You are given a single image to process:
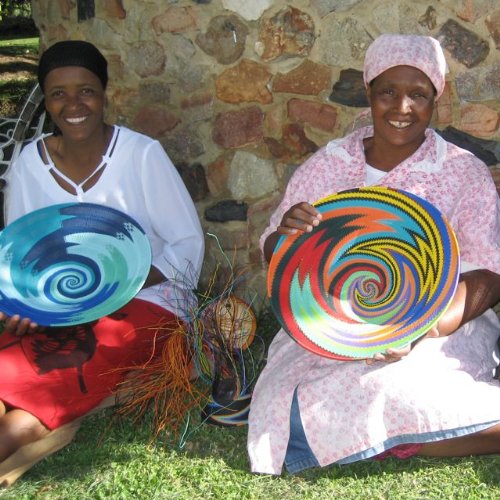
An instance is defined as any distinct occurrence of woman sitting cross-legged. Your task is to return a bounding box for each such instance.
[0,40,204,485]
[248,34,500,475]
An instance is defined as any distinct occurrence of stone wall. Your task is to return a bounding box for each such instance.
[31,0,500,305]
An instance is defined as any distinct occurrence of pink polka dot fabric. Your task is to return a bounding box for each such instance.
[363,34,447,99]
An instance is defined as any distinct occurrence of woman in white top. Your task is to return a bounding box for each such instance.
[0,40,204,478]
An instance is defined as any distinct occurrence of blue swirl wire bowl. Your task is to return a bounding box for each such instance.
[0,203,152,326]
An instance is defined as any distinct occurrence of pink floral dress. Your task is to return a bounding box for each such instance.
[248,126,500,475]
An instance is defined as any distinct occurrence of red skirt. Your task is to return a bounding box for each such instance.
[0,299,176,430]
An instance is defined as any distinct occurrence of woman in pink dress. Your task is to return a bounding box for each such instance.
[248,34,500,475]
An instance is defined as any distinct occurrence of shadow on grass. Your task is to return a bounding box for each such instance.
[0,78,36,95]
[300,454,500,484]
[0,79,37,116]
[67,388,500,485]
[0,59,37,75]
[0,47,37,57]
[28,409,500,491]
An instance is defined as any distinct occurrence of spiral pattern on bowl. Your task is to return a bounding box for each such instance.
[267,187,460,359]
[0,203,151,326]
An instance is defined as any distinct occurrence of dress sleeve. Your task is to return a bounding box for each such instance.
[454,162,500,276]
[140,141,205,286]
[259,146,334,253]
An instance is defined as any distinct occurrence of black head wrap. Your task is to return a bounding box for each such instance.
[38,40,108,91]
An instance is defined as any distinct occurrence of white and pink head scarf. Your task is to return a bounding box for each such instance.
[363,34,447,99]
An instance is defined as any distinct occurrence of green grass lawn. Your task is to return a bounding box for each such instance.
[0,36,38,57]
[3,405,500,499]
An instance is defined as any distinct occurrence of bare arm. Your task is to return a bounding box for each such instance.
[436,269,500,336]
[142,265,167,289]
[370,269,500,363]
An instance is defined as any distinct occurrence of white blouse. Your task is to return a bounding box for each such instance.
[5,126,205,318]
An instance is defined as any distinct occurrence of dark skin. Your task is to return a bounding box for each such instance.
[263,65,500,457]
[0,66,168,463]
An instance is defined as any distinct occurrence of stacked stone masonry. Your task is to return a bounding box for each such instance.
[32,0,500,303]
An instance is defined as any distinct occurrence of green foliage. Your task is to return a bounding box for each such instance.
[0,0,31,20]
[0,2,36,37]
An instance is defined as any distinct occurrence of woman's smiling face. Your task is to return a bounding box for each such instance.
[43,66,106,142]
[367,65,436,154]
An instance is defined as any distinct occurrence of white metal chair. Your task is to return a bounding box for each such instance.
[0,83,46,227]
[0,83,46,180]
